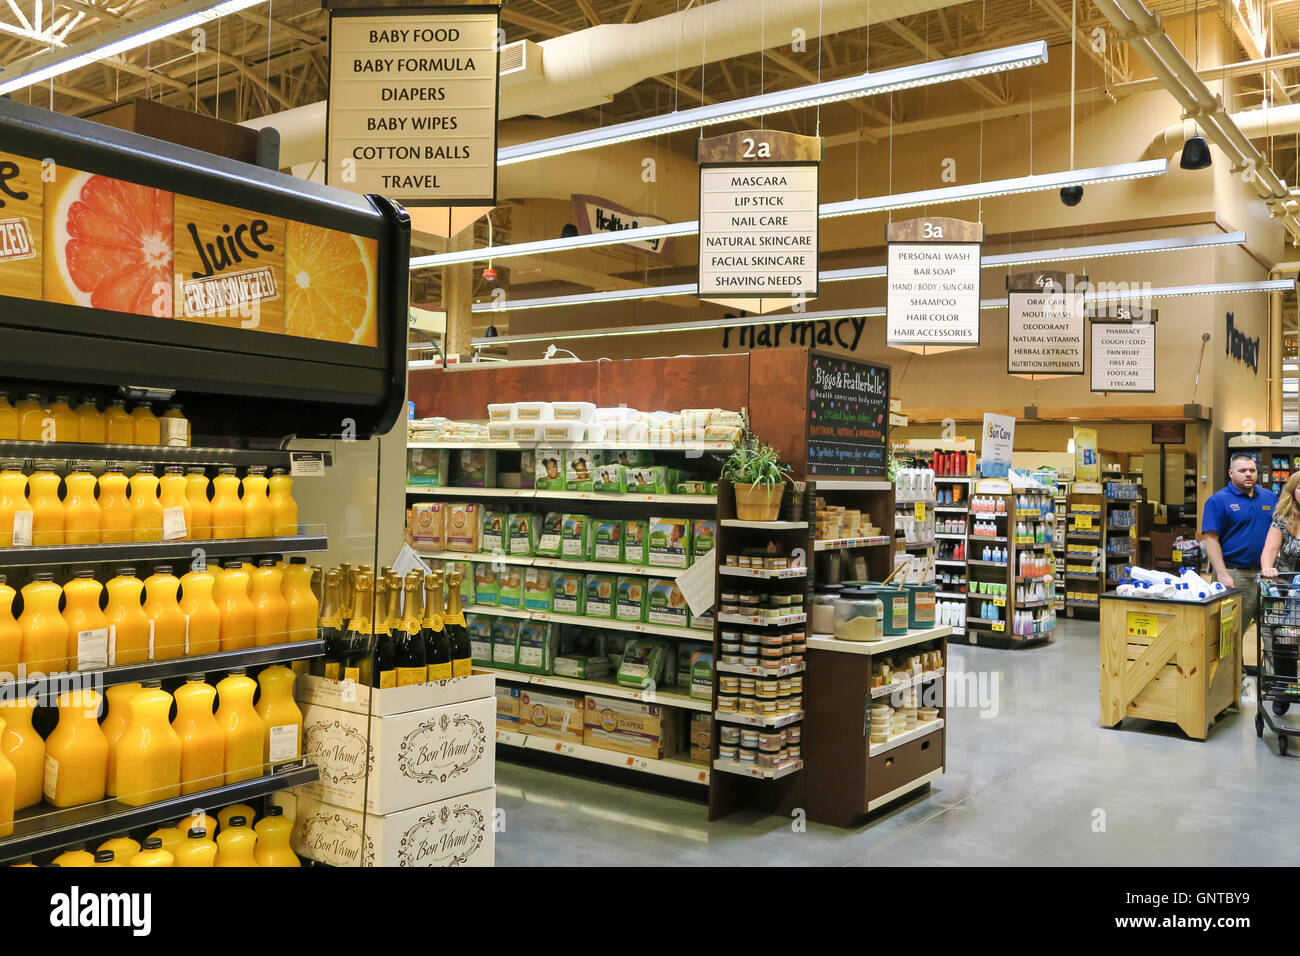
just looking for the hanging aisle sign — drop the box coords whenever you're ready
[1089,306,1157,393]
[979,412,1016,478]
[326,2,501,205]
[696,130,821,304]
[1007,270,1086,376]
[886,217,983,349]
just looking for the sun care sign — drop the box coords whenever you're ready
[980,412,1015,478]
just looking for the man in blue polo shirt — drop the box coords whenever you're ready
[1202,453,1277,639]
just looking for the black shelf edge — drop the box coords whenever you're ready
[0,534,328,567]
[0,440,333,469]
[2,639,324,698]
[0,761,318,861]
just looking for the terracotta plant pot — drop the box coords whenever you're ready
[733,481,784,522]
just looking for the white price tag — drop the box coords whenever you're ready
[107,624,117,666]
[162,506,187,541]
[289,452,326,477]
[147,620,155,660]
[43,754,59,801]
[268,724,299,761]
[12,510,32,547]
[160,417,190,447]
[76,628,109,671]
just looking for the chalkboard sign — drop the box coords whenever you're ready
[806,352,891,476]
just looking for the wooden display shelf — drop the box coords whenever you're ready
[869,719,945,756]
[813,536,892,550]
[714,709,804,728]
[719,565,808,579]
[713,759,804,780]
[404,485,717,506]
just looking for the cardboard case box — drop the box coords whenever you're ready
[583,694,678,760]
[516,689,584,742]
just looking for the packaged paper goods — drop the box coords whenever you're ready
[407,416,490,442]
[487,421,514,440]
[585,573,617,618]
[467,615,493,665]
[583,695,681,760]
[491,619,520,667]
[497,565,525,610]
[508,513,539,555]
[496,686,520,729]
[624,465,670,495]
[513,401,553,422]
[444,503,482,553]
[407,448,450,487]
[690,648,715,702]
[289,787,496,867]
[515,621,554,674]
[589,519,624,563]
[646,578,689,627]
[551,571,585,614]
[623,519,649,565]
[690,712,713,748]
[565,448,598,491]
[517,690,584,742]
[540,420,587,444]
[616,637,673,688]
[561,513,590,557]
[616,576,647,623]
[603,420,649,444]
[592,461,625,493]
[474,563,500,606]
[523,567,553,611]
[444,560,475,605]
[300,695,494,814]
[481,510,506,553]
[596,405,638,423]
[691,519,717,559]
[410,502,446,548]
[487,403,515,422]
[453,449,497,489]
[535,449,566,490]
[536,512,563,557]
[648,517,690,568]
[553,654,612,680]
[551,401,597,422]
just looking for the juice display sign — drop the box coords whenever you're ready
[0,151,44,300]
[174,195,285,331]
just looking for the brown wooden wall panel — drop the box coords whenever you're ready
[748,348,811,478]
[408,362,601,419]
[593,354,750,412]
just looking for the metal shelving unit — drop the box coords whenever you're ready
[0,533,328,568]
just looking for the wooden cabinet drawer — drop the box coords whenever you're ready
[865,727,943,805]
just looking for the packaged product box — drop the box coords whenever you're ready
[295,669,493,717]
[561,514,589,558]
[507,513,537,556]
[535,512,563,557]
[646,578,688,627]
[300,696,494,815]
[616,638,669,688]
[689,606,714,631]
[497,566,525,610]
[474,563,500,606]
[607,448,652,468]
[407,448,450,487]
[523,567,553,611]
[675,480,710,495]
[481,510,507,553]
[553,654,611,681]
[623,519,648,565]
[535,449,566,490]
[648,517,691,568]
[289,787,496,868]
[691,519,717,559]
[444,503,481,553]
[592,462,624,493]
[516,622,553,674]
[496,686,520,729]
[589,519,624,563]
[466,614,493,665]
[517,690,584,742]
[491,619,520,667]
[689,649,714,702]
[565,448,598,491]
[676,641,708,686]
[583,695,678,760]
[585,573,617,618]
[453,449,497,488]
[519,450,537,489]
[410,502,446,548]
[444,560,475,607]
[690,712,713,748]
[623,465,667,495]
[551,572,585,614]
[689,745,710,764]
[616,576,647,623]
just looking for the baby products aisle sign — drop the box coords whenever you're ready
[806,353,890,477]
[980,412,1016,478]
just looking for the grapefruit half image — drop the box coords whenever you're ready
[44,170,174,317]
[284,221,377,346]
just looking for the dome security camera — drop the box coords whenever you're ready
[1060,185,1084,207]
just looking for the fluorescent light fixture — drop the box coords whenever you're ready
[469,231,1245,314]
[496,41,1049,166]
[0,0,266,96]
[1078,278,1296,302]
[413,160,1170,270]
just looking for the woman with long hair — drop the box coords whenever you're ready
[1262,472,1300,578]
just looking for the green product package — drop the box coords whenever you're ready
[689,648,715,702]
[535,512,563,557]
[481,510,507,553]
[648,517,691,569]
[407,448,449,487]
[561,514,589,558]
[616,638,670,689]
[491,619,520,668]
[497,565,525,610]
[552,572,586,614]
[585,573,617,618]
[646,578,689,627]
[473,563,500,606]
[466,614,493,665]
[445,560,475,607]
[589,520,624,563]
[622,519,648,565]
[607,448,652,468]
[592,462,624,493]
[508,513,538,556]
[623,465,667,495]
[516,622,553,674]
[553,654,612,681]
[524,567,554,611]
[535,448,566,490]
[616,576,647,623]
[565,448,597,491]
[691,519,717,560]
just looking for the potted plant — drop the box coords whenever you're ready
[722,434,792,522]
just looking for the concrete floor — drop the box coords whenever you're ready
[495,618,1300,866]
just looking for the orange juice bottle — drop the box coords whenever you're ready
[268,468,298,537]
[75,398,105,443]
[216,670,264,784]
[218,804,257,833]
[252,558,288,647]
[97,465,132,543]
[115,681,182,806]
[283,557,319,643]
[105,568,149,666]
[0,461,31,548]
[161,404,190,447]
[211,467,243,539]
[149,825,185,856]
[104,400,133,444]
[15,394,46,442]
[173,676,224,795]
[101,682,141,798]
[173,827,217,867]
[159,465,190,540]
[215,560,256,651]
[127,837,173,867]
[27,461,64,546]
[143,566,186,660]
[214,815,258,867]
[242,466,272,539]
[63,464,101,544]
[176,810,217,837]
[98,835,140,865]
[255,665,302,764]
[63,569,109,671]
[53,846,96,867]
[131,402,160,445]
[179,568,220,656]
[0,575,18,679]
[185,468,211,540]
[19,572,69,675]
[0,392,15,440]
[129,466,162,542]
[44,688,108,807]
[0,718,14,837]
[0,695,43,810]
[254,806,299,867]
[48,395,78,442]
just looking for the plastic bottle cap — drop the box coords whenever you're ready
[54,395,70,403]
[93,850,114,863]
[33,571,54,581]
[74,569,95,579]
[272,467,287,475]
[153,565,173,574]
[218,467,237,474]
[290,556,306,565]
[259,558,276,567]
[223,560,244,569]
[141,679,163,689]
[141,837,163,850]
[184,673,206,681]
[186,467,206,474]
[187,828,207,839]
[166,465,184,473]
[265,806,283,817]
[228,816,248,827]
[116,566,137,576]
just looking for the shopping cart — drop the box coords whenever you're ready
[1256,578,1300,755]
